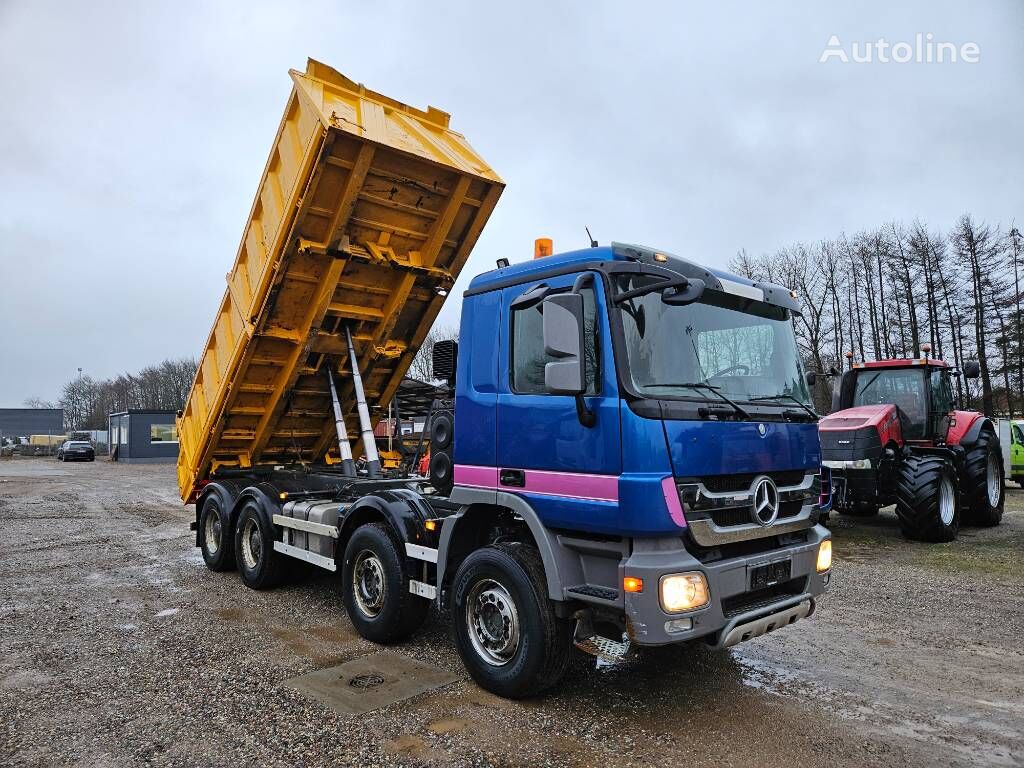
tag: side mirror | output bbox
[962,360,981,379]
[542,294,585,395]
[805,371,817,387]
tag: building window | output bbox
[151,424,178,443]
[511,287,599,394]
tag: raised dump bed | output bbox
[177,59,503,502]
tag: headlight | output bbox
[816,539,832,573]
[659,572,710,613]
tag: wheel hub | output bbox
[204,513,221,555]
[241,518,262,569]
[353,551,386,617]
[986,451,1001,508]
[466,579,520,667]
[939,475,955,526]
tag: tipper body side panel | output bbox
[177,59,503,502]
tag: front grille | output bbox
[699,470,807,494]
[722,577,806,618]
[706,499,803,528]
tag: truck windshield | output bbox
[615,275,811,406]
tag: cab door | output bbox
[495,272,622,532]
[929,368,954,443]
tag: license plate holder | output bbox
[749,559,791,590]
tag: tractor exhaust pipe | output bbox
[345,325,381,478]
[326,362,356,477]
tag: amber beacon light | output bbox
[534,237,553,259]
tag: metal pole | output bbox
[326,362,356,477]
[345,325,380,477]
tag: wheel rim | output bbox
[465,578,520,667]
[353,550,386,618]
[939,475,955,526]
[986,451,1001,507]
[240,517,262,570]
[204,510,221,555]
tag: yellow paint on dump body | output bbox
[176,59,503,503]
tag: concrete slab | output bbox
[284,650,460,715]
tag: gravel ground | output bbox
[0,457,1021,767]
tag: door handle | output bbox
[499,469,525,487]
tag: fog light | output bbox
[659,572,709,613]
[665,617,693,634]
[817,539,832,573]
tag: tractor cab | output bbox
[832,359,956,443]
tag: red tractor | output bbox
[819,354,1004,542]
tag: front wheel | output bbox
[895,454,959,542]
[451,543,571,699]
[961,430,1004,527]
[341,523,429,643]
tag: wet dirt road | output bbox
[1,458,1021,767]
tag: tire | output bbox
[342,523,429,643]
[451,543,572,699]
[199,496,235,572]
[961,429,1004,527]
[234,503,282,589]
[894,454,959,542]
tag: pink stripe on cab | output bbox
[661,475,687,528]
[453,464,499,488]
[452,465,619,503]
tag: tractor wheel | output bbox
[961,429,1004,527]
[894,454,959,542]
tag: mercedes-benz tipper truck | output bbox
[179,59,833,698]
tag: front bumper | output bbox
[622,524,831,647]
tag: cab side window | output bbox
[1012,424,1024,445]
[511,287,599,395]
[929,369,954,413]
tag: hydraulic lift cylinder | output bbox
[345,325,381,477]
[326,364,357,477]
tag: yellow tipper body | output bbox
[176,59,503,502]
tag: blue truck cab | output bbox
[195,241,833,701]
[433,241,831,688]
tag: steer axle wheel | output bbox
[451,543,571,699]
[895,454,959,542]
[341,523,428,644]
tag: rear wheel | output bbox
[341,523,429,643]
[451,543,571,699]
[199,496,235,571]
[894,454,959,542]
[961,429,1004,527]
[234,503,282,589]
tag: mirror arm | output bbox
[571,272,597,427]
[575,395,597,428]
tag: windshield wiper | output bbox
[668,382,751,419]
[749,393,819,419]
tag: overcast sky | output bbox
[1,0,1021,405]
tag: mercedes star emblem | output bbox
[751,476,780,526]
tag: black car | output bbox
[57,441,95,462]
